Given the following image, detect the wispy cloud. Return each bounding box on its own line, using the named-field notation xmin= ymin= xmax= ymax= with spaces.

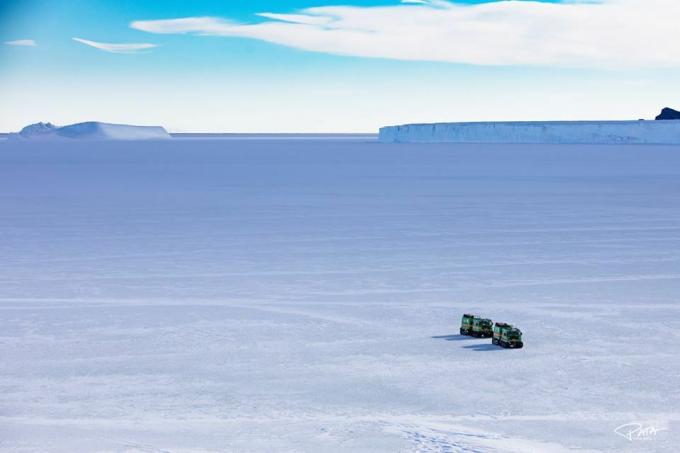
xmin=130 ymin=17 xmax=237 ymax=35
xmin=5 ymin=39 xmax=37 ymax=47
xmin=72 ymin=37 xmax=157 ymax=54
xmin=130 ymin=0 xmax=680 ymax=68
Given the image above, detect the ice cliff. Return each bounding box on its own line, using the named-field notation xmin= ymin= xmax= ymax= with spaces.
xmin=379 ymin=120 xmax=680 ymax=144
xmin=10 ymin=121 xmax=171 ymax=140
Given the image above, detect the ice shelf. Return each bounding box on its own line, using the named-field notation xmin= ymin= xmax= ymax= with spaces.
xmin=379 ymin=120 xmax=680 ymax=144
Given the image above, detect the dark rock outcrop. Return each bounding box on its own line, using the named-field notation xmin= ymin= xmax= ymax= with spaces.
xmin=655 ymin=107 xmax=680 ymax=120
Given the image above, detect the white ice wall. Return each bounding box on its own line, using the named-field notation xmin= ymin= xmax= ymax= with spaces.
xmin=379 ymin=120 xmax=680 ymax=144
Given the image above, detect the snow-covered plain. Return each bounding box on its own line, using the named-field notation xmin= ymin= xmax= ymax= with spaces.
xmin=1 ymin=138 xmax=679 ymax=452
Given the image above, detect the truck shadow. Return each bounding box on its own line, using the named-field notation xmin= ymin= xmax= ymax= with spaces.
xmin=431 ymin=334 xmax=476 ymax=341
xmin=463 ymin=343 xmax=503 ymax=352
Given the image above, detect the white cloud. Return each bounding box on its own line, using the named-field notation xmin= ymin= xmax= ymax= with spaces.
xmin=72 ymin=37 xmax=157 ymax=54
xmin=129 ymin=17 xmax=236 ymax=35
xmin=256 ymin=12 xmax=334 ymax=26
xmin=130 ymin=0 xmax=680 ymax=68
xmin=5 ymin=39 xmax=37 ymax=47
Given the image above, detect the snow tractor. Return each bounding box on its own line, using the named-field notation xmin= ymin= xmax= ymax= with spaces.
xmin=499 ymin=326 xmax=524 ymax=349
xmin=492 ymin=322 xmax=512 ymax=345
xmin=470 ymin=317 xmax=493 ymax=338
xmin=460 ymin=313 xmax=475 ymax=335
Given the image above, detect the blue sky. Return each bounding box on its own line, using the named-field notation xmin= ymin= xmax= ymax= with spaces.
xmin=1 ymin=0 xmax=678 ymax=132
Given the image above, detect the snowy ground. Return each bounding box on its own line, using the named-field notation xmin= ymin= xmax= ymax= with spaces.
xmin=1 ymin=138 xmax=679 ymax=452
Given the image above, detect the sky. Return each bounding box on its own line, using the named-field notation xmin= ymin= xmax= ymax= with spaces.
xmin=1 ymin=0 xmax=679 ymax=132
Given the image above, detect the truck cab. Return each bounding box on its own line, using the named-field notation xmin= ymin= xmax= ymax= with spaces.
xmin=492 ymin=322 xmax=511 ymax=345
xmin=499 ymin=327 xmax=524 ymax=349
xmin=460 ymin=313 xmax=475 ymax=335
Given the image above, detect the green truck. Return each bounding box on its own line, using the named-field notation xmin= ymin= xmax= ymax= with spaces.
xmin=462 ymin=316 xmax=524 ymax=348
xmin=460 ymin=314 xmax=493 ymax=338
xmin=499 ymin=326 xmax=524 ymax=349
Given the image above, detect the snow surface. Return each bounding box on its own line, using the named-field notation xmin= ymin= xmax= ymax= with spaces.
xmin=1 ymin=138 xmax=679 ymax=452
xmin=10 ymin=121 xmax=170 ymax=140
xmin=379 ymin=120 xmax=680 ymax=144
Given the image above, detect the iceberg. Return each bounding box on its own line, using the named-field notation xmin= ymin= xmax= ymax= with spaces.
xmin=379 ymin=120 xmax=680 ymax=144
xmin=10 ymin=121 xmax=171 ymax=140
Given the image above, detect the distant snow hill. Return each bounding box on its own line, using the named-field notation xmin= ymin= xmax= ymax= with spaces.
xmin=379 ymin=119 xmax=680 ymax=144
xmin=10 ymin=121 xmax=171 ymax=140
